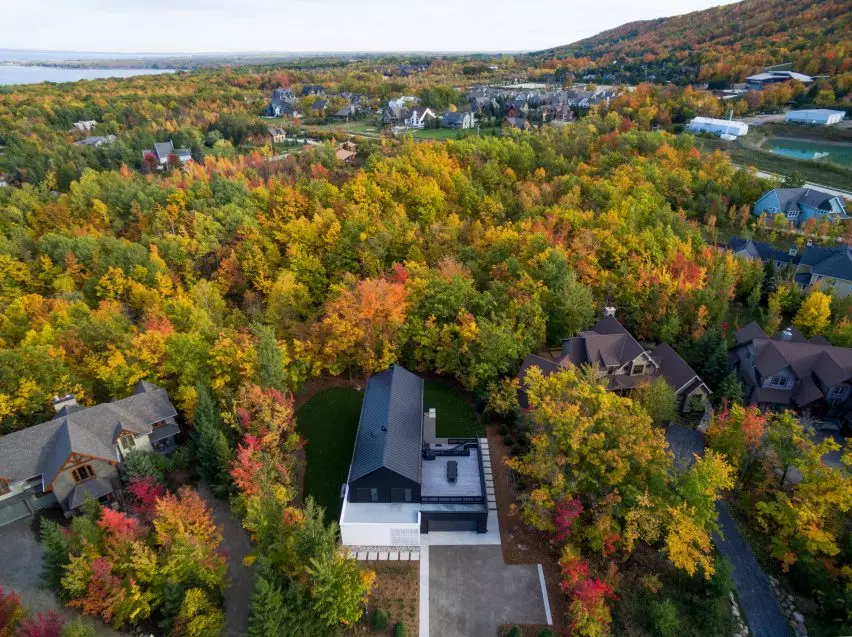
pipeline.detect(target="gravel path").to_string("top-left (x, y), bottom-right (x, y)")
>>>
top-left (197, 482), bottom-right (255, 637)
top-left (714, 503), bottom-right (791, 637)
top-left (665, 425), bottom-right (791, 637)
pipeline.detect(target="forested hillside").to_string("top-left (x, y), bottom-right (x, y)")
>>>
top-left (533, 0), bottom-right (852, 89)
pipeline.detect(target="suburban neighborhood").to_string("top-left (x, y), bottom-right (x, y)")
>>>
top-left (0, 0), bottom-right (850, 636)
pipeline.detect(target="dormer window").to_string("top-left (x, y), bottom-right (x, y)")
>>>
top-left (72, 465), bottom-right (95, 482)
top-left (118, 432), bottom-right (135, 451)
top-left (632, 364), bottom-right (645, 376)
top-left (769, 376), bottom-right (791, 388)
top-left (607, 365), bottom-right (618, 374)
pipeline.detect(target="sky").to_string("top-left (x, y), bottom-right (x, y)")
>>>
top-left (0, 0), bottom-right (740, 55)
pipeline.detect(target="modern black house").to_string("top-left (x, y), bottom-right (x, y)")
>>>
top-left (340, 365), bottom-right (488, 544)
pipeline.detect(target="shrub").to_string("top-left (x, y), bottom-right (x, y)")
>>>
top-left (498, 424), bottom-right (508, 436)
top-left (373, 608), bottom-right (388, 630)
top-left (507, 627), bottom-right (522, 637)
top-left (537, 630), bottom-right (554, 637)
top-left (707, 556), bottom-right (734, 599)
top-left (60, 619), bottom-right (95, 637)
top-left (503, 435), bottom-right (513, 446)
top-left (651, 599), bottom-right (679, 637)
top-left (121, 450), bottom-right (165, 485)
top-left (393, 621), bottom-right (407, 637)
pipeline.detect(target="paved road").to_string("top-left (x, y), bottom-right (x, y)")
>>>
top-left (714, 503), bottom-right (791, 637)
top-left (0, 517), bottom-right (122, 637)
top-left (198, 483), bottom-right (255, 637)
top-left (665, 425), bottom-right (791, 637)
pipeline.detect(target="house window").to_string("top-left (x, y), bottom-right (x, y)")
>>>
top-left (829, 386), bottom-right (847, 400)
top-left (632, 364), bottom-right (645, 376)
top-left (119, 432), bottom-right (135, 451)
top-left (370, 488), bottom-right (378, 503)
top-left (607, 365), bottom-right (618, 374)
top-left (769, 376), bottom-right (790, 388)
top-left (405, 488), bottom-right (412, 502)
top-left (71, 465), bottom-right (95, 482)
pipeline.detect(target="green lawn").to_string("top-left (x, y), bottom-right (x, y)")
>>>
top-left (295, 387), bottom-right (363, 520)
top-left (424, 380), bottom-right (483, 438)
top-left (411, 126), bottom-right (500, 140)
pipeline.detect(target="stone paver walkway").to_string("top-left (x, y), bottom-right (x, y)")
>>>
top-left (666, 425), bottom-right (790, 637)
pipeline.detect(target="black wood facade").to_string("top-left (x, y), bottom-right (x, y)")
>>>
top-left (348, 467), bottom-right (421, 503)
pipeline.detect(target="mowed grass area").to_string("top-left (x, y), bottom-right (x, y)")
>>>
top-left (692, 134), bottom-right (852, 191)
top-left (424, 380), bottom-right (483, 438)
top-left (411, 126), bottom-right (501, 140)
top-left (295, 387), bottom-right (363, 520)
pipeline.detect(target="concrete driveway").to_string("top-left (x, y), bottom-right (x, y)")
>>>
top-left (0, 517), bottom-right (121, 636)
top-left (429, 545), bottom-right (547, 637)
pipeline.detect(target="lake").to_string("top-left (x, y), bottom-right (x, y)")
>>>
top-left (767, 137), bottom-right (852, 167)
top-left (0, 65), bottom-right (174, 86)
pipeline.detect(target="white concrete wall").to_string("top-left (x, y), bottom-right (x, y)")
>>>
top-left (340, 521), bottom-right (421, 547)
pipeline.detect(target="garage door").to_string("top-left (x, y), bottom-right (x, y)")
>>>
top-left (427, 518), bottom-right (478, 533)
top-left (0, 500), bottom-right (32, 527)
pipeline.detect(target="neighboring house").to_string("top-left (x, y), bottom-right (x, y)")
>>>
top-left (686, 116), bottom-right (749, 139)
top-left (441, 111), bottom-right (475, 129)
top-left (70, 120), bottom-right (97, 132)
top-left (518, 308), bottom-right (710, 412)
top-left (310, 99), bottom-right (329, 115)
top-left (265, 88), bottom-right (297, 117)
top-left (746, 71), bottom-right (814, 89)
top-left (730, 323), bottom-right (852, 415)
top-left (0, 382), bottom-right (180, 527)
top-left (339, 365), bottom-right (488, 546)
top-left (142, 140), bottom-right (192, 169)
top-left (403, 108), bottom-right (436, 129)
top-left (727, 238), bottom-right (852, 298)
top-left (73, 135), bottom-right (117, 148)
top-left (753, 188), bottom-right (848, 226)
top-left (334, 104), bottom-right (360, 121)
top-left (268, 127), bottom-right (287, 144)
top-left (504, 117), bottom-right (532, 131)
top-left (300, 85), bottom-right (325, 97)
top-left (785, 109), bottom-right (845, 126)
top-left (335, 142), bottom-right (357, 164)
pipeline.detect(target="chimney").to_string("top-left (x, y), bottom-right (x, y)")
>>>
top-left (780, 327), bottom-right (793, 341)
top-left (52, 393), bottom-right (78, 414)
top-left (423, 408), bottom-right (437, 444)
top-left (789, 247), bottom-right (798, 257)
top-left (603, 306), bottom-right (616, 318)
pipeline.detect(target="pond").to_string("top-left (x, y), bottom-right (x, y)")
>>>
top-left (766, 137), bottom-right (852, 167)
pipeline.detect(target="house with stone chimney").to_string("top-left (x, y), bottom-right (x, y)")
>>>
top-left (518, 308), bottom-right (710, 413)
top-left (0, 382), bottom-right (180, 527)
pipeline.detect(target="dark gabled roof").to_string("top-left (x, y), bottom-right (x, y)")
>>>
top-left (727, 238), bottom-right (798, 265)
top-left (442, 112), bottom-right (468, 124)
top-left (0, 383), bottom-right (176, 486)
top-left (810, 247), bottom-right (852, 280)
top-left (735, 322), bottom-right (768, 345)
top-left (773, 188), bottom-right (838, 212)
top-left (517, 354), bottom-right (564, 408)
top-left (67, 477), bottom-right (114, 510)
top-left (153, 141), bottom-right (175, 161)
top-left (348, 365), bottom-right (423, 485)
top-left (651, 343), bottom-right (701, 393)
top-left (563, 316), bottom-right (645, 370)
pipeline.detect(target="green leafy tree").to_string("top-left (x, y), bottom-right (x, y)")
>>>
top-left (192, 381), bottom-right (233, 496)
top-left (40, 518), bottom-right (71, 594)
top-left (306, 551), bottom-right (374, 628)
top-left (632, 377), bottom-right (677, 426)
top-left (253, 324), bottom-right (287, 391)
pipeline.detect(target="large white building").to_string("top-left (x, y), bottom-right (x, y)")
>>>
top-left (785, 109), bottom-right (846, 126)
top-left (686, 117), bottom-right (749, 138)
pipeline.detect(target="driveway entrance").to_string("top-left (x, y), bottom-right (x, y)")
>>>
top-left (429, 545), bottom-right (547, 637)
